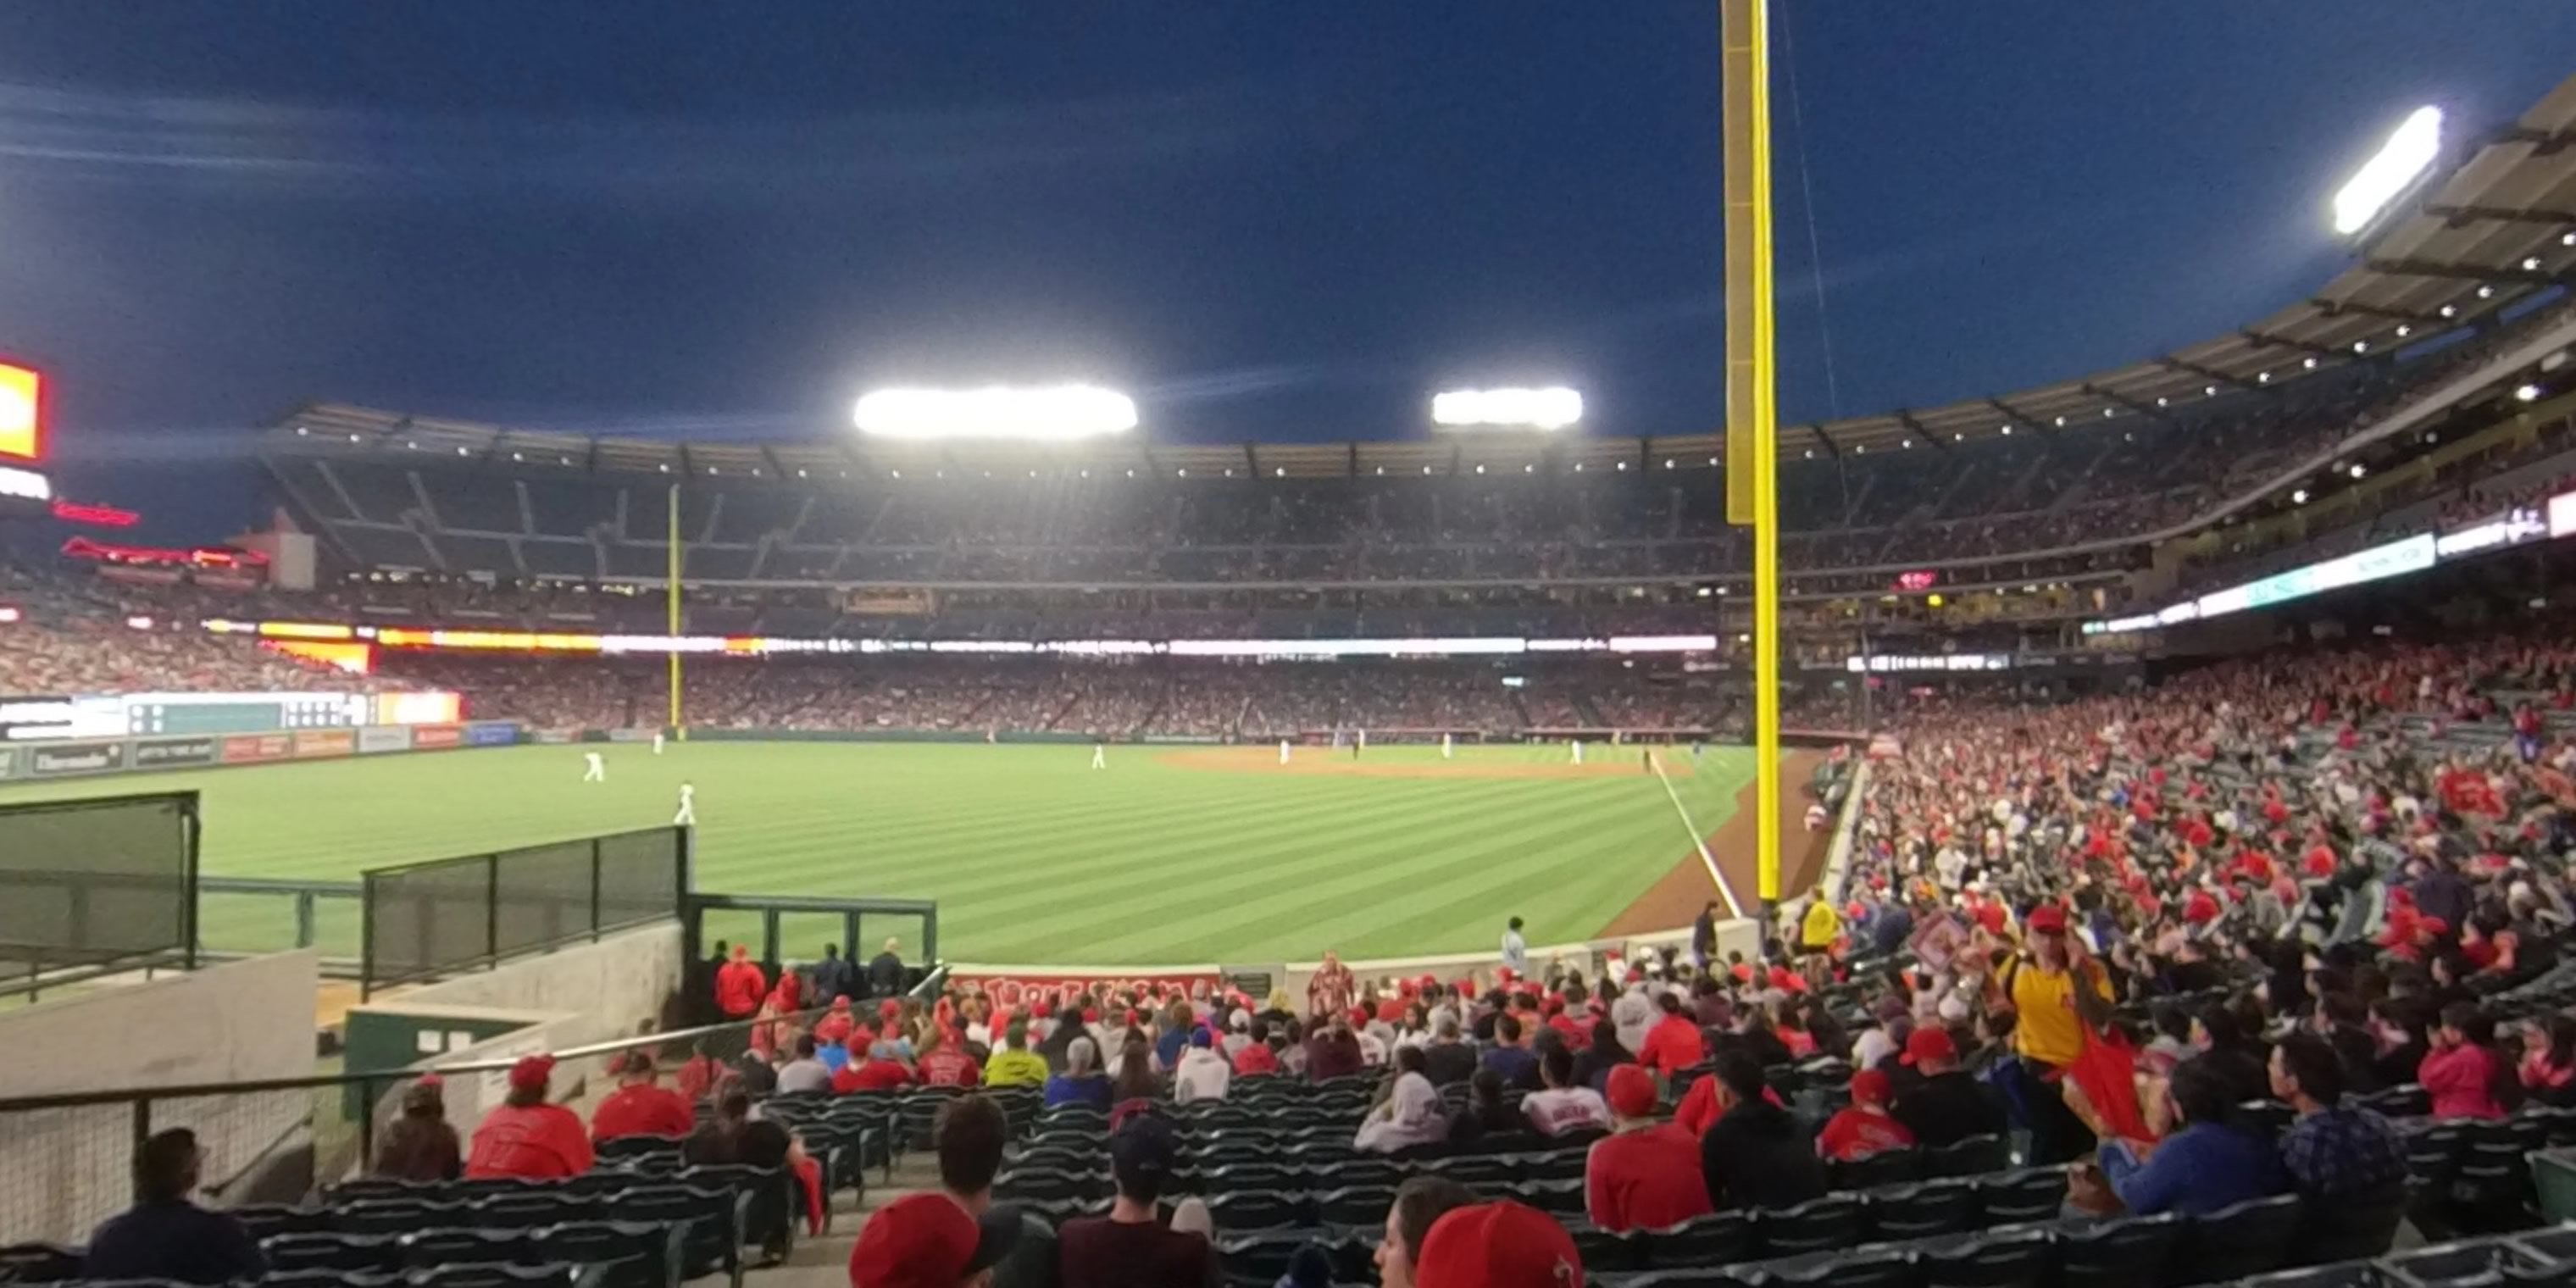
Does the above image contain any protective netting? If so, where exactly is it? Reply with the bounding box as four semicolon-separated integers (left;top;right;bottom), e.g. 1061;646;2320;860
364;830;683;991
0;794;194;969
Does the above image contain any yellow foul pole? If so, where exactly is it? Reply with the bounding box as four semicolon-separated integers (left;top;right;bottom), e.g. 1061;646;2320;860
1721;0;1782;909
667;482;684;739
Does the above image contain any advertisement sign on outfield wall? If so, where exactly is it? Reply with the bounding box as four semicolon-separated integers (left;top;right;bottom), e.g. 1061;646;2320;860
357;726;414;754
131;736;219;769
30;740;125;776
463;722;523;746
412;724;464;749
221;734;294;764
292;730;357;759
0;746;18;780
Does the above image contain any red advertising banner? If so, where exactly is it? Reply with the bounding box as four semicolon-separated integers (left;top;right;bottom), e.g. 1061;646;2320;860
291;730;357;759
412;724;464;750
948;971;1230;1010
220;734;293;764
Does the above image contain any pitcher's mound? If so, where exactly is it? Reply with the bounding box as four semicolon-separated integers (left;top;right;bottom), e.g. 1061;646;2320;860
1153;747;1695;780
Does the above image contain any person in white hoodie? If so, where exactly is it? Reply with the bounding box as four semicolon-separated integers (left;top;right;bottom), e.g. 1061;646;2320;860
1173;1028;1232;1103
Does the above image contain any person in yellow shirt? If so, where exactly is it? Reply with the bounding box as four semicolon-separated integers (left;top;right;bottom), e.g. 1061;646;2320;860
981;1018;1051;1089
2003;903;2112;1164
1799;887;1842;960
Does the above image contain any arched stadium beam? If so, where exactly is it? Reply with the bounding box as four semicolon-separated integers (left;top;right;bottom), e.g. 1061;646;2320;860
2079;382;2168;424
1894;408;1949;452
1985;397;2048;439
2362;258;2562;288
2239;328;2342;361
2153;356;2256;393
2422;203;2576;229
2307;297;2448;327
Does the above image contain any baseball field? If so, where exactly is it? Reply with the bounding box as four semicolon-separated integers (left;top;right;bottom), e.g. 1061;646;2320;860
0;740;1788;966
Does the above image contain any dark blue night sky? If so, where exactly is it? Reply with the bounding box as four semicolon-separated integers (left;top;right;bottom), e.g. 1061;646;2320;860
0;3;2570;536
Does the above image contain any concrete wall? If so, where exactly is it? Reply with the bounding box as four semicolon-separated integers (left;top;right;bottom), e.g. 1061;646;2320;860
386;922;684;1056
0;950;319;1245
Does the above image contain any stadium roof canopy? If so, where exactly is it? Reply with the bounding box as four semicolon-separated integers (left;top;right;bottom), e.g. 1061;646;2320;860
264;75;2576;474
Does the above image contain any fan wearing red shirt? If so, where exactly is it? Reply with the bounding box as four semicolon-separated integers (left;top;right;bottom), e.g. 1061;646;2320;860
713;945;767;1020
1816;1069;1915;1161
914;1029;983;1088
591;1052;696;1141
835;1042;916;1094
466;1056;594;1180
1585;1065;1713;1233
1635;993;1706;1078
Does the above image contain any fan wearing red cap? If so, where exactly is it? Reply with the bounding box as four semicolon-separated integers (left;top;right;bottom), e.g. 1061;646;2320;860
1414;1201;1585;1288
1581;1065;1711;1232
465;1055;594;1180
1816;1069;1914;1161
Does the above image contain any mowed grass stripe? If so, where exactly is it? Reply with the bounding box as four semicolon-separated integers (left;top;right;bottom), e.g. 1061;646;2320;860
920;779;1556;952
1073;784;1658;961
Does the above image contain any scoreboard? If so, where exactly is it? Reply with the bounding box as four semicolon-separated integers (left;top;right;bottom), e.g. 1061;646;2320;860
0;358;49;516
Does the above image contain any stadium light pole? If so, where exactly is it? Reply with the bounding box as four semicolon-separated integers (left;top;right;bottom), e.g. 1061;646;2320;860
1720;0;1783;923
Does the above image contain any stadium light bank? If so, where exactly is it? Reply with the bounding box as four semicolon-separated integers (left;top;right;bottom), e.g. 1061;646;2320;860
2331;104;2442;237
852;385;1138;441
1430;386;1584;431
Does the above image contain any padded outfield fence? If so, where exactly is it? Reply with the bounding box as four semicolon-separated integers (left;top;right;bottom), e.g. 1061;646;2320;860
0;791;201;1000
360;826;691;998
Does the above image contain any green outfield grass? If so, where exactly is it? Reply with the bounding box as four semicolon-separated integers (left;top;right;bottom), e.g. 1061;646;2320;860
0;741;1759;965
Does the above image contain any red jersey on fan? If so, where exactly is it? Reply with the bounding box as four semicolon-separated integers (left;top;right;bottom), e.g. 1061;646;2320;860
918;1049;982;1088
591;1083;694;1141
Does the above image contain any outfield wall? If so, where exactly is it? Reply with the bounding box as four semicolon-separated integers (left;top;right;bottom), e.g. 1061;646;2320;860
0;719;523;785
950;919;1767;1007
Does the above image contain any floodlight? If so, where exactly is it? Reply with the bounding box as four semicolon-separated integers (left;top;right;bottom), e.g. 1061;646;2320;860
2524;257;2543;271
2518;384;2542;402
2293;488;2309;504
852;385;1137;441
2348;464;2367;479
2331;105;2442;236
1430;386;1584;430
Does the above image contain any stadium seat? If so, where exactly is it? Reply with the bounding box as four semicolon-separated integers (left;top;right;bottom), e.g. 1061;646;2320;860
2171;1193;2301;1285
2057;1212;2182;1288
537;1219;686;1288
264;1233;401;1273
399;1230;541;1270
1831;1146;1926;1192
2292;1180;2407;1263
1919;1226;2052;1288
1641;1211;1753;1269
404;1263;589;1288
1862;1178;1979;1241
1923;1134;2012;1179
1974;1169;2068;1224
1763;1246;1915;1288
0;1242;84;1284
1315;1183;1395;1230
2227;1263;2383;1288
1204;1189;1307;1233
1752;1194;1863;1257
596;1135;686;1163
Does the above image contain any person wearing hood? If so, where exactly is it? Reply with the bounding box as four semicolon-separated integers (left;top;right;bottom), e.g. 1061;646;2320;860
1174;1028;1232;1103
372;1075;462;1181
1355;1070;1449;1154
1698;1050;1825;1210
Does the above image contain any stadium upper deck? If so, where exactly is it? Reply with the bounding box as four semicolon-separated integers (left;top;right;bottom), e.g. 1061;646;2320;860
256;76;2576;597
